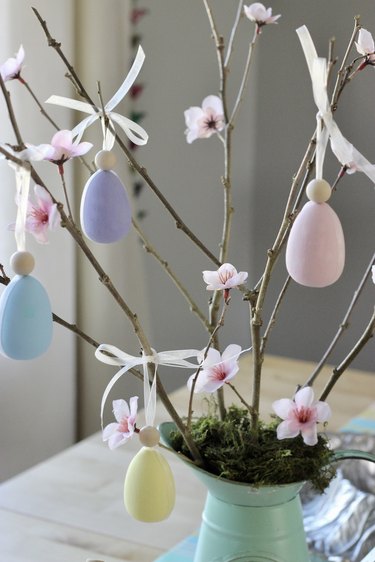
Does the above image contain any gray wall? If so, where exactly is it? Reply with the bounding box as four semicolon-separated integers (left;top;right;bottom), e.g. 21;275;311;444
136;1;374;378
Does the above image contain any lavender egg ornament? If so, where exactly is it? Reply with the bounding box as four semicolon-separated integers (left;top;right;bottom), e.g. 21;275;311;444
80;167;131;244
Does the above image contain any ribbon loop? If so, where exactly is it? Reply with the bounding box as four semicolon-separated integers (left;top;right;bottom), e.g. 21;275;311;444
46;46;148;148
96;344;200;429
297;25;375;184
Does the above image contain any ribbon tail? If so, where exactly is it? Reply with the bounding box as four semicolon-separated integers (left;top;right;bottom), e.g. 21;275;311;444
46;95;97;115
296;25;318;76
72;114;99;144
105;46;145;112
103;117;116;151
100;358;141;430
12;164;31;252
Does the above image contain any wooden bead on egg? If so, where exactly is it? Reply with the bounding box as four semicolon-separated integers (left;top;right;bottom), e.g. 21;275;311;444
139;425;160;447
306;178;331;203
10;251;35;276
95;150;117;170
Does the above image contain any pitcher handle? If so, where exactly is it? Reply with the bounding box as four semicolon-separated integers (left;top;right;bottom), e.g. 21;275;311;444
333;448;375;463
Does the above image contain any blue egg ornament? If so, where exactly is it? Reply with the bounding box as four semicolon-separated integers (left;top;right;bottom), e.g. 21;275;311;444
80;169;132;244
0;274;53;360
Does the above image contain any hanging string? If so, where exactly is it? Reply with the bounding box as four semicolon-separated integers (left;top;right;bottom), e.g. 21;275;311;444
11;162;31;252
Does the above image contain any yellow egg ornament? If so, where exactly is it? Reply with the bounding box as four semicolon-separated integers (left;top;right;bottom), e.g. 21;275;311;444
124;427;176;522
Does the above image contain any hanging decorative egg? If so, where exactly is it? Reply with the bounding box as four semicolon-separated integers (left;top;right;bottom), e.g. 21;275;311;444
80;150;131;244
286;179;345;288
124;427;176;522
0;252;53;360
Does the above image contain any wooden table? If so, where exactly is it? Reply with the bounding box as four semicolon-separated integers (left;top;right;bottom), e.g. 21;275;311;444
0;355;373;562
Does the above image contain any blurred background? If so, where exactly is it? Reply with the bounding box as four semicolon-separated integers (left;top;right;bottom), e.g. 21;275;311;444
0;0;373;481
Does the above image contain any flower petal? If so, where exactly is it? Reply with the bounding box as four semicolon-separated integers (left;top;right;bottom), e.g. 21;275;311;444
222;344;242;362
294;386;315;408
301;425;318;446
315;401;331;423
202;95;223;115
112;399;130;422
51;129;73;149
276;419;300;440
102;422;119;441
272;398;294;419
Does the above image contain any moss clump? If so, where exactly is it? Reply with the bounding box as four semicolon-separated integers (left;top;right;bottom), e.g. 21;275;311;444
170;405;336;492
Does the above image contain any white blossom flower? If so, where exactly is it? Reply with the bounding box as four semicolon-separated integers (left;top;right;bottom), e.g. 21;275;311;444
184;95;224;143
203;263;248;291
355;28;375;65
0;45;25;82
244;3;281;27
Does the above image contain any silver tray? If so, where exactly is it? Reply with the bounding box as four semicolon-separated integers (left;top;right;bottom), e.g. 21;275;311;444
302;433;375;562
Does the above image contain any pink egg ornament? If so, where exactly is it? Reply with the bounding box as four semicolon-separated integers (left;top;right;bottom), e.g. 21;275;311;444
286;180;345;288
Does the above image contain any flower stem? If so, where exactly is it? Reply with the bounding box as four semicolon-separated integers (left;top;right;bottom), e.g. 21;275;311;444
58;167;73;219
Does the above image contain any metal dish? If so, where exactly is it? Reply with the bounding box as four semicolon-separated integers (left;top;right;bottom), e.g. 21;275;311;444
302;433;375;562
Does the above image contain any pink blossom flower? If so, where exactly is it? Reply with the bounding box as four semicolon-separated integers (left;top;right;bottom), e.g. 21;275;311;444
184;95;225;144
25;185;60;244
103;397;138;450
355;29;375;65
272;387;331;446
203;263;248;292
44;130;92;170
0;45;25;82
244;3;281;28
187;344;242;393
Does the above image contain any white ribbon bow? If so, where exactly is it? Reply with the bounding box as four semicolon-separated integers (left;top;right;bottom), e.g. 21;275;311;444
297;25;375;184
46;46;148;150
96;344;201;428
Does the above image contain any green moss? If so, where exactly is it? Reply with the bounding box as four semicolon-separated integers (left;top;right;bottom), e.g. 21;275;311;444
170;405;336;492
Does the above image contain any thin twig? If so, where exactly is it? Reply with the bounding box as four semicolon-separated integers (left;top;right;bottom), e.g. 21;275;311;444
224;0;244;68
132;218;210;331
319;309;375;401
0;264;11;285
0;74;25;147
260;275;291;355
229;25;258;126
331;15;361;110
22;80;60;129
58;168;73;219
187;300;229;430
305;250;375;387
227;381;253;414
203;0;228;122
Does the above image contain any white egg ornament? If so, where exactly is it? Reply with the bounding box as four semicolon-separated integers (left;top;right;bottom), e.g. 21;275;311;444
80;150;131;244
286;179;345;288
0;251;53;359
124;426;176;522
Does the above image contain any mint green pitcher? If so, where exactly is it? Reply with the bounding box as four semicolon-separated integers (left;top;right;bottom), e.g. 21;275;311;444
159;422;375;562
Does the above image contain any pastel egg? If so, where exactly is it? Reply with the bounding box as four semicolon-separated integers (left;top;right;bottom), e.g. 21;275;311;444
286;201;345;288
0;275;53;360
80;170;131;244
124;447;175;522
